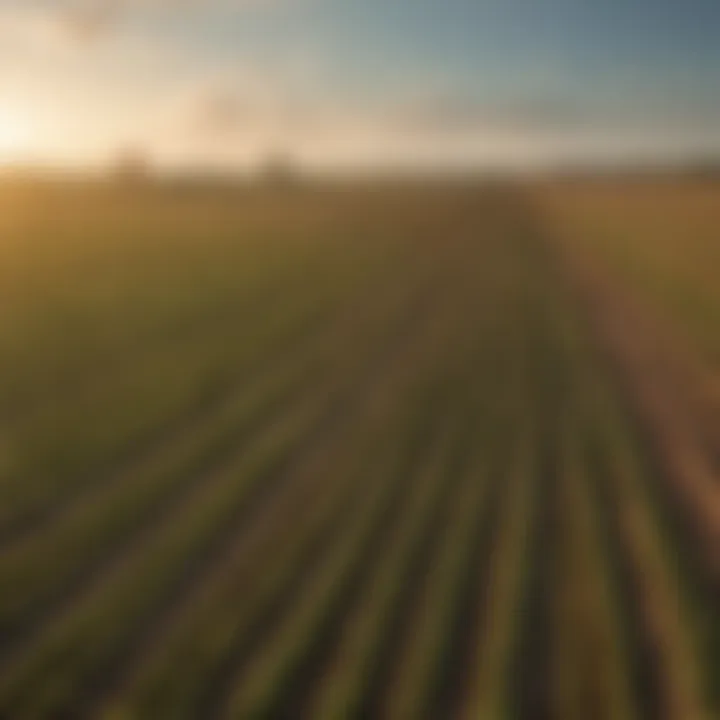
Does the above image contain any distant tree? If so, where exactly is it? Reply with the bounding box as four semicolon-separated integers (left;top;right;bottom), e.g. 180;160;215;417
685;156;720;179
256;150;300;187
112;147;153;184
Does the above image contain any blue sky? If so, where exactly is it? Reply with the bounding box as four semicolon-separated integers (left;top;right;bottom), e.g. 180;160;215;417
0;0;718;169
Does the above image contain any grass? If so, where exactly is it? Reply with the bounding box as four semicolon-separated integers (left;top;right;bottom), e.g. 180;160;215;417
0;177;717;718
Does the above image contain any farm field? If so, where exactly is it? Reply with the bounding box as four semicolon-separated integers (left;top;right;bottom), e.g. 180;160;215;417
0;177;718;718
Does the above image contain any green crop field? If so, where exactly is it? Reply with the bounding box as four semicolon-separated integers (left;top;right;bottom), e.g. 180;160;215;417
0;177;718;718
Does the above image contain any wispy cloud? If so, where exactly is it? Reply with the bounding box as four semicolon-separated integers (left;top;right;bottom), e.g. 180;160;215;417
57;0;194;41
388;95;592;137
53;0;285;42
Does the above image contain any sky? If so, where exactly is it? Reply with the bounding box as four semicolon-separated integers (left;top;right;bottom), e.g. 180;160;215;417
0;0;719;171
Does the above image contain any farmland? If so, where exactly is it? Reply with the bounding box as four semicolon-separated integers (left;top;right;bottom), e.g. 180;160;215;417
0;177;718;718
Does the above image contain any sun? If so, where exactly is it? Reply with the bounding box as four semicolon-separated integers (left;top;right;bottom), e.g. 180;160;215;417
0;107;32;163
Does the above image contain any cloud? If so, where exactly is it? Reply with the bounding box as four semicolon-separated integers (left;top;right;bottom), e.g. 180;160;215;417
389;92;594;137
58;0;179;42
0;6;73;52
192;90;252;135
55;0;282;42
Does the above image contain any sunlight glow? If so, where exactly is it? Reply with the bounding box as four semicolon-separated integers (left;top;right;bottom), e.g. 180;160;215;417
0;107;33;164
